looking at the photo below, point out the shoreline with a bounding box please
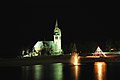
[1,55,120,66]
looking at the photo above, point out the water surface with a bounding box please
[1,62,120,80]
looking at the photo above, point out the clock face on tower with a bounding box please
[54,27,59,33]
[55,28,59,31]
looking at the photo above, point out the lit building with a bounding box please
[93,46,106,57]
[31,19,63,56]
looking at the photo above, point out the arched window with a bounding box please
[55,36,58,39]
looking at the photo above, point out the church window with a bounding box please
[55,36,58,39]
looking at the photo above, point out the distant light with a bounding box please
[110,48,114,51]
[71,52,80,66]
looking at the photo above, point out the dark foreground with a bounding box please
[1,54,120,66]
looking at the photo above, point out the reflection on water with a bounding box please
[33,65,43,80]
[52,63,63,80]
[71,65,80,80]
[22,66,31,80]
[94,62,107,80]
[2,62,120,80]
[22,63,63,80]
[74,66,80,80]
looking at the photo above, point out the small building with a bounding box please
[93,46,106,57]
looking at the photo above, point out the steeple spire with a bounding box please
[54,18,61,36]
[55,19,58,27]
[72,43,77,53]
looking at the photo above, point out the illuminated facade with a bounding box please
[32,19,63,56]
[93,46,106,57]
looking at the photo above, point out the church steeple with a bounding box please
[55,19,58,27]
[53,18,62,54]
[54,19,61,36]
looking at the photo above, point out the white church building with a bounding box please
[23,19,63,57]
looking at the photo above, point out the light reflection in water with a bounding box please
[94,62,107,80]
[75,66,80,80]
[52,63,63,80]
[72,65,80,80]
[22,65,43,80]
[22,66,32,80]
[33,65,43,80]
[22,63,63,80]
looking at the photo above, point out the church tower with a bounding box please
[53,19,62,54]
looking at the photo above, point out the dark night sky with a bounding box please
[0,2,119,57]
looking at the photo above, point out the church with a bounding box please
[24,19,63,57]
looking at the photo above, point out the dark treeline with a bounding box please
[63,39,120,54]
[0,39,120,58]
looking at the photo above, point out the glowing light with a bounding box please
[70,52,80,66]
[93,46,106,57]
[94,62,106,80]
